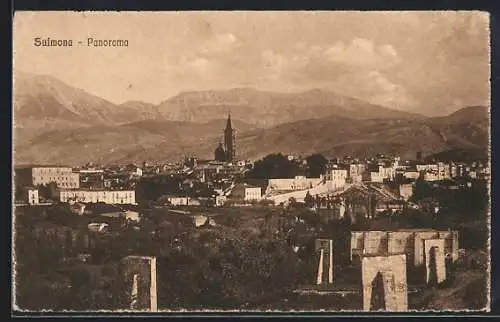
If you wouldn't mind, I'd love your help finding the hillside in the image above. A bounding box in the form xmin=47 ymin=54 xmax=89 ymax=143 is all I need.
xmin=12 ymin=73 xmax=488 ymax=165
xmin=156 ymin=88 xmax=424 ymax=127
xmin=234 ymin=109 xmax=489 ymax=161
xmin=14 ymin=118 xmax=254 ymax=165
xmin=13 ymin=106 xmax=488 ymax=166
xmin=13 ymin=73 xmax=423 ymax=131
xmin=14 ymin=72 xmax=119 ymax=127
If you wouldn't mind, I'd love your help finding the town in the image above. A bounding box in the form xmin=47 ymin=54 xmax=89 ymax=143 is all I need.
xmin=13 ymin=113 xmax=489 ymax=311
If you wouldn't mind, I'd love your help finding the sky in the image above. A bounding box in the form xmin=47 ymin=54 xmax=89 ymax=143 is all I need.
xmin=13 ymin=11 xmax=490 ymax=116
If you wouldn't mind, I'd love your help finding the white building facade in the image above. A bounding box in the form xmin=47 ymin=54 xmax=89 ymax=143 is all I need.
xmin=266 ymin=176 xmax=322 ymax=193
xmin=325 ymin=169 xmax=348 ymax=189
xmin=244 ymin=187 xmax=262 ymax=201
xmin=30 ymin=167 xmax=80 ymax=188
xmin=59 ymin=189 xmax=136 ymax=204
xmin=27 ymin=189 xmax=39 ymax=205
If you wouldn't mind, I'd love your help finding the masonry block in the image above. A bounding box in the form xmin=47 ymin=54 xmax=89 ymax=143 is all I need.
xmin=350 ymin=231 xmax=365 ymax=262
xmin=363 ymin=231 xmax=388 ymax=255
xmin=387 ymin=231 xmax=415 ymax=266
xmin=361 ymin=253 xmax=408 ymax=312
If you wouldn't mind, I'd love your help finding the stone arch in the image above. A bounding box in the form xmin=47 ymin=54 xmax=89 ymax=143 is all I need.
xmin=370 ymin=271 xmax=386 ymax=311
xmin=424 ymin=239 xmax=446 ymax=285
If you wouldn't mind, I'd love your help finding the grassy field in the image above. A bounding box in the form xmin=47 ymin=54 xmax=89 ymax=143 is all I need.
xmin=409 ymin=268 xmax=488 ymax=311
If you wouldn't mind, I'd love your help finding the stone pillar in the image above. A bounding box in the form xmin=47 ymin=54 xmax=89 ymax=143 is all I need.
xmin=451 ymin=231 xmax=459 ymax=262
xmin=315 ymin=238 xmax=334 ymax=285
xmin=328 ymin=239 xmax=334 ymax=284
xmin=316 ymin=248 xmax=324 ymax=285
xmin=424 ymin=239 xmax=446 ymax=285
xmin=130 ymin=274 xmax=139 ymax=309
xmin=361 ymin=254 xmax=408 ymax=312
xmin=120 ymin=256 xmax=158 ymax=311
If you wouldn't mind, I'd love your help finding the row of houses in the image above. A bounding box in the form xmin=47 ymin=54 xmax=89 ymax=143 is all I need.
xmin=14 ymin=165 xmax=138 ymax=206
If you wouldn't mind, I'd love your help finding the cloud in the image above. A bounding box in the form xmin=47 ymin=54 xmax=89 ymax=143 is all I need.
xmin=187 ymin=57 xmax=210 ymax=72
xmin=323 ymin=38 xmax=401 ymax=67
xmin=168 ymin=33 xmax=240 ymax=81
xmin=261 ymin=50 xmax=290 ymax=80
xmin=199 ymin=33 xmax=240 ymax=55
xmin=366 ymin=71 xmax=417 ymax=109
xmin=253 ymin=39 xmax=413 ymax=108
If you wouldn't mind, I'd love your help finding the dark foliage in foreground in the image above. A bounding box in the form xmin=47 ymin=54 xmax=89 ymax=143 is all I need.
xmin=14 ymin=206 xmax=311 ymax=310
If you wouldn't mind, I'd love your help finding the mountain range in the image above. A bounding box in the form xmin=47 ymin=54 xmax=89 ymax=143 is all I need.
xmin=13 ymin=72 xmax=489 ymax=166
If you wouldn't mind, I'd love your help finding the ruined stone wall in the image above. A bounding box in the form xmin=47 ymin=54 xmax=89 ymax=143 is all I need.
xmin=350 ymin=231 xmax=365 ymax=261
xmin=413 ymin=231 xmax=440 ymax=267
xmin=363 ymin=231 xmax=388 ymax=255
xmin=120 ymin=256 xmax=157 ymax=311
xmin=387 ymin=231 xmax=415 ymax=266
xmin=350 ymin=230 xmax=459 ymax=267
xmin=438 ymin=231 xmax=459 ymax=262
xmin=424 ymin=239 xmax=446 ymax=284
xmin=361 ymin=254 xmax=408 ymax=312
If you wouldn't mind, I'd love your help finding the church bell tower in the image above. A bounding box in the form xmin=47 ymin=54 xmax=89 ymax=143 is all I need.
xmin=224 ymin=112 xmax=235 ymax=163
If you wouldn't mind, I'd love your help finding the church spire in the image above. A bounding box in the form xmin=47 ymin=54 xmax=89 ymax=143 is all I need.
xmin=224 ymin=111 xmax=235 ymax=163
xmin=225 ymin=111 xmax=232 ymax=131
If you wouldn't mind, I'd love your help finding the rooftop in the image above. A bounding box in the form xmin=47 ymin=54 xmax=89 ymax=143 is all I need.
xmin=15 ymin=164 xmax=72 ymax=169
xmin=60 ymin=188 xmax=135 ymax=192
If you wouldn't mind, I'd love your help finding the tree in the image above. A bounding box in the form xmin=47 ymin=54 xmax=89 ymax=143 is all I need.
xmin=246 ymin=153 xmax=303 ymax=179
xmin=306 ymin=153 xmax=328 ymax=178
xmin=38 ymin=182 xmax=58 ymax=201
xmin=304 ymin=191 xmax=314 ymax=208
xmin=135 ymin=176 xmax=183 ymax=204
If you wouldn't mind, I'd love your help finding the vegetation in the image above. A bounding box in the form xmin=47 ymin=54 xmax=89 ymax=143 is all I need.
xmin=14 ymin=204 xmax=313 ymax=310
xmin=135 ymin=176 xmax=215 ymax=205
xmin=246 ymin=152 xmax=330 ymax=180
xmin=305 ymin=153 xmax=328 ymax=178
xmin=14 ymin=174 xmax=489 ymax=310
xmin=246 ymin=153 xmax=304 ymax=179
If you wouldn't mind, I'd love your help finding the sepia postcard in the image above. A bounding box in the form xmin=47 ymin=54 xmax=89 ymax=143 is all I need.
xmin=12 ymin=11 xmax=491 ymax=313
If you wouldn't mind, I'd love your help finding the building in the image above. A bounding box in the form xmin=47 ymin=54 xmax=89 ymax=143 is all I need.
xmin=27 ymin=188 xmax=39 ymax=205
xmin=129 ymin=166 xmax=143 ymax=177
xmin=165 ymin=196 xmax=202 ymax=206
xmin=266 ymin=176 xmax=322 ymax=194
xmin=403 ymin=171 xmax=420 ymax=180
xmin=213 ymin=113 xmax=236 ymax=163
xmin=215 ymin=195 xmax=227 ymax=207
xmin=370 ymin=171 xmax=384 ymax=183
xmin=58 ymin=189 xmax=136 ymax=205
xmin=349 ymin=164 xmax=366 ymax=183
xmin=79 ymin=172 xmax=105 ymax=189
xmin=423 ymin=171 xmax=440 ymax=181
xmin=379 ymin=166 xmax=396 ymax=181
xmin=370 ymin=166 xmax=395 ymax=183
xmin=214 ymin=143 xmax=227 ymax=162
xmin=399 ymin=184 xmax=413 ymax=201
xmin=325 ymin=169 xmax=348 ymax=189
xmin=416 ymin=164 xmax=438 ymax=172
xmin=15 ymin=166 xmax=80 ymax=189
xmin=16 ymin=187 xmax=39 ymax=205
xmin=230 ymin=183 xmax=262 ymax=201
